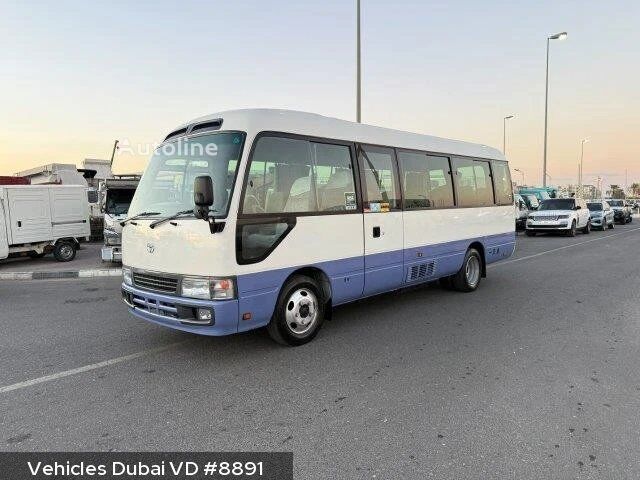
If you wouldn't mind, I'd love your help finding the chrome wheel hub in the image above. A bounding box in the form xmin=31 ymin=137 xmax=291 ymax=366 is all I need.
xmin=465 ymin=255 xmax=480 ymax=288
xmin=284 ymin=288 xmax=318 ymax=335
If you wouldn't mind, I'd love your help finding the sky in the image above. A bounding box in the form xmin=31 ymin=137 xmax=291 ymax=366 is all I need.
xmin=1 ymin=0 xmax=639 ymax=189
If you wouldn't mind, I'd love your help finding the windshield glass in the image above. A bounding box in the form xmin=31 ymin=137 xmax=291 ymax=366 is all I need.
xmin=608 ymin=200 xmax=623 ymax=207
xmin=129 ymin=132 xmax=245 ymax=218
xmin=539 ymin=199 xmax=575 ymax=210
xmin=105 ymin=189 xmax=136 ymax=215
xmin=587 ymin=202 xmax=602 ymax=211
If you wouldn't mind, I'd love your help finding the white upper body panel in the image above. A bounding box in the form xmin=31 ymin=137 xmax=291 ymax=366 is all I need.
xmin=169 ymin=109 xmax=505 ymax=161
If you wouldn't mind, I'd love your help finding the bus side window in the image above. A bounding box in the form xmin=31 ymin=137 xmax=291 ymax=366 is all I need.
xmin=491 ymin=161 xmax=513 ymax=205
xmin=358 ymin=145 xmax=400 ymax=210
xmin=452 ymin=158 xmax=494 ymax=207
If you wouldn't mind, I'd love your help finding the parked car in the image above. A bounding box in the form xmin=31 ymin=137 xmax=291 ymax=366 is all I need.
xmin=605 ymin=199 xmax=632 ymax=224
xmin=522 ymin=194 xmax=540 ymax=211
xmin=586 ymin=200 xmax=614 ymax=230
xmin=526 ymin=198 xmax=591 ymax=237
xmin=514 ymin=194 xmax=529 ymax=230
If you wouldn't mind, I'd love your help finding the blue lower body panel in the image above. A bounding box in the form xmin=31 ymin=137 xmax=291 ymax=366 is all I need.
xmin=122 ymin=283 xmax=239 ymax=336
xmin=124 ymin=231 xmax=516 ymax=336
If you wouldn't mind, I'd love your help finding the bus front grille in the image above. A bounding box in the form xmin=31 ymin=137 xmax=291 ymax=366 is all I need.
xmin=133 ymin=272 xmax=178 ymax=294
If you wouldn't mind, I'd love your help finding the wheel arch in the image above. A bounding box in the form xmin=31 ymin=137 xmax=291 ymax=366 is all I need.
xmin=282 ymin=266 xmax=333 ymax=317
xmin=468 ymin=241 xmax=487 ymax=278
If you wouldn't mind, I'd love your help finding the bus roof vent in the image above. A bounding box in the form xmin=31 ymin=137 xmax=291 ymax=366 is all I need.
xmin=164 ymin=127 xmax=188 ymax=142
xmin=189 ymin=118 xmax=223 ymax=134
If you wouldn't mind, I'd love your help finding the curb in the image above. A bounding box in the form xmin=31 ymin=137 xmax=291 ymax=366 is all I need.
xmin=0 ymin=268 xmax=122 ymax=281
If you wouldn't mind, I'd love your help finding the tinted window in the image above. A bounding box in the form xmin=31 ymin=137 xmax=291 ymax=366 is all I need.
xmin=539 ymin=199 xmax=575 ymax=210
xmin=492 ymin=161 xmax=514 ymax=205
xmin=452 ymin=158 xmax=495 ymax=207
xmin=241 ymin=136 xmax=357 ymax=215
xmin=358 ymin=146 xmax=400 ymax=211
xmin=312 ymin=143 xmax=357 ymax=212
xmin=238 ymin=221 xmax=293 ymax=263
xmin=587 ymin=202 xmax=602 ymax=211
xmin=398 ymin=151 xmax=454 ymax=209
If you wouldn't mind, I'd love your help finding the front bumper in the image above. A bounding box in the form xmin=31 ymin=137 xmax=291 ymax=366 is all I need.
xmin=122 ymin=283 xmax=239 ymax=336
xmin=526 ymin=221 xmax=569 ymax=230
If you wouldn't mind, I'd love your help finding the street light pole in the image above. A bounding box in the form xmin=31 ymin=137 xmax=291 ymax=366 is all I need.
xmin=579 ymin=138 xmax=588 ymax=198
xmin=543 ymin=31 xmax=567 ymax=187
xmin=356 ymin=0 xmax=361 ymax=123
xmin=503 ymin=115 xmax=514 ymax=155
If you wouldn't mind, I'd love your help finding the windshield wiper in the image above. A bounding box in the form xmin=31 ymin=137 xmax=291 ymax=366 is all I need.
xmin=119 ymin=211 xmax=161 ymax=227
xmin=149 ymin=209 xmax=194 ymax=229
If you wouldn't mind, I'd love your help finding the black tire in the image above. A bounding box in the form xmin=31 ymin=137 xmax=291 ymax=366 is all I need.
xmin=28 ymin=251 xmax=46 ymax=259
xmin=267 ymin=274 xmax=325 ymax=346
xmin=608 ymin=221 xmax=614 ymax=229
xmin=628 ymin=215 xmax=633 ymax=224
xmin=567 ymin=221 xmax=577 ymax=237
xmin=451 ymin=248 xmax=482 ymax=293
xmin=582 ymin=221 xmax=591 ymax=234
xmin=53 ymin=241 xmax=76 ymax=262
xmin=525 ymin=230 xmax=536 ymax=237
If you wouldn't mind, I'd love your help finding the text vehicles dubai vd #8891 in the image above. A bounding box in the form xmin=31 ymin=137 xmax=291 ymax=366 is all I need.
xmin=121 ymin=109 xmax=515 ymax=346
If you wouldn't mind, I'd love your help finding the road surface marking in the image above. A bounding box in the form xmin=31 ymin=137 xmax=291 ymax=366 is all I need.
xmin=0 ymin=341 xmax=189 ymax=395
xmin=490 ymin=226 xmax=640 ymax=268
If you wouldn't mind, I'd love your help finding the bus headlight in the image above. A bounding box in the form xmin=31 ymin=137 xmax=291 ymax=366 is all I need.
xmin=181 ymin=277 xmax=211 ymax=299
xmin=122 ymin=267 xmax=133 ymax=286
xmin=181 ymin=277 xmax=236 ymax=300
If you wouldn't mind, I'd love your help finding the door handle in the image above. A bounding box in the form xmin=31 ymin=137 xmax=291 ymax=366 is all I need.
xmin=372 ymin=226 xmax=381 ymax=238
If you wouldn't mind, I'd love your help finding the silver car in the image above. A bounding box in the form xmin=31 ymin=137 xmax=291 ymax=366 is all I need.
xmin=587 ymin=200 xmax=614 ymax=230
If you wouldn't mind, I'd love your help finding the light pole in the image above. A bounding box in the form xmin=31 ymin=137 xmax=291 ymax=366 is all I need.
xmin=513 ymin=168 xmax=525 ymax=186
xmin=503 ymin=115 xmax=514 ymax=155
xmin=579 ymin=138 xmax=589 ymax=198
xmin=542 ymin=31 xmax=568 ymax=187
xmin=356 ymin=0 xmax=361 ymax=123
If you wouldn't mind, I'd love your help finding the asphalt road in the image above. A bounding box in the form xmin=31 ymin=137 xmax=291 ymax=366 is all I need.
xmin=1 ymin=224 xmax=640 ymax=479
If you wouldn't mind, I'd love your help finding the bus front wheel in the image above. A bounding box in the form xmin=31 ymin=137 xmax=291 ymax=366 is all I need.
xmin=267 ymin=274 xmax=325 ymax=346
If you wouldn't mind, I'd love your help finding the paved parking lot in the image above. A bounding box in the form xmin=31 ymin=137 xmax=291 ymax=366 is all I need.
xmin=1 ymin=224 xmax=640 ymax=479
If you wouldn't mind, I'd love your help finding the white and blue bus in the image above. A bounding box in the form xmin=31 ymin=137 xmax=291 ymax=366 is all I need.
xmin=121 ymin=109 xmax=515 ymax=345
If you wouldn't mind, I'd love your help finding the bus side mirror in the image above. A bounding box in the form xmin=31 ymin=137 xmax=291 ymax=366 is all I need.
xmin=194 ymin=176 xmax=214 ymax=220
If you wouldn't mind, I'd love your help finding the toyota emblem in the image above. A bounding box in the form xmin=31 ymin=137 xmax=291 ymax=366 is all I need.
xmin=146 ymin=243 xmax=155 ymax=254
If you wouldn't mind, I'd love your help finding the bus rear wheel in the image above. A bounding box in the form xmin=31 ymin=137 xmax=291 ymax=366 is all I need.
xmin=267 ymin=274 xmax=325 ymax=346
xmin=451 ymin=248 xmax=482 ymax=292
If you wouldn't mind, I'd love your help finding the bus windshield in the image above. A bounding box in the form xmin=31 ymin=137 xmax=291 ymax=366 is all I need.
xmin=128 ymin=132 xmax=245 ymax=218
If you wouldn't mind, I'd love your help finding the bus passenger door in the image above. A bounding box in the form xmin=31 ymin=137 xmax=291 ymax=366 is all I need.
xmin=357 ymin=145 xmax=404 ymax=296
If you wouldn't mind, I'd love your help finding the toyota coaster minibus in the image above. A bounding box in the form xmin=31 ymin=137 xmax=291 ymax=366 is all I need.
xmin=121 ymin=109 xmax=516 ymax=345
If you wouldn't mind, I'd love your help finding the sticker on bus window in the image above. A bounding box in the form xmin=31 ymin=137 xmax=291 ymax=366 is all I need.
xmin=380 ymin=202 xmax=390 ymax=213
xmin=369 ymin=202 xmax=381 ymax=213
xmin=344 ymin=192 xmax=357 ymax=210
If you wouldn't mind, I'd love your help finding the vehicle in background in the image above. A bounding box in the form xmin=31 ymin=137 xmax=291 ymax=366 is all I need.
xmin=518 ymin=188 xmax=551 ymax=202
xmin=526 ymin=198 xmax=591 ymax=237
xmin=586 ymin=200 xmax=614 ymax=230
xmin=100 ymin=175 xmax=140 ymax=262
xmin=0 ymin=185 xmax=90 ymax=262
xmin=121 ymin=109 xmax=516 ymax=346
xmin=522 ymin=194 xmax=540 ymax=211
xmin=605 ymin=199 xmax=632 ymax=224
xmin=514 ymin=194 xmax=529 ymax=230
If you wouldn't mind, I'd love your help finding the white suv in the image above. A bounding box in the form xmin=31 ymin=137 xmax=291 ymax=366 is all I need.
xmin=526 ymin=198 xmax=591 ymax=237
